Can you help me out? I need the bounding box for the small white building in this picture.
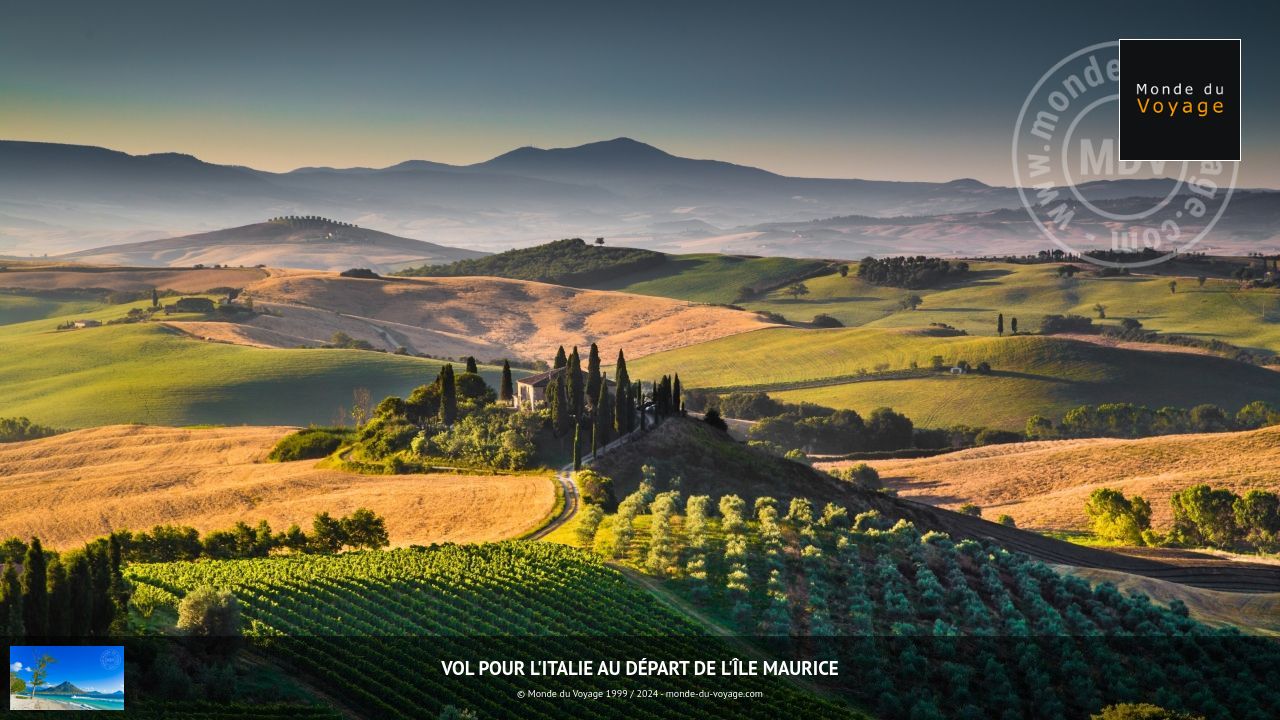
[73,319,102,329]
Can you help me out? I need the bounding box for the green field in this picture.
[741,262,1280,352]
[0,305,506,428]
[126,543,860,720]
[586,253,830,304]
[0,292,107,324]
[631,328,1280,429]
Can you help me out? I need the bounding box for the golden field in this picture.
[818,425,1280,531]
[0,425,555,548]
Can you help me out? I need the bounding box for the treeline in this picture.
[1026,400,1280,440]
[117,509,389,562]
[856,256,969,289]
[397,237,666,285]
[1086,485,1280,552]
[0,416,58,443]
[1100,319,1277,366]
[685,391,1019,456]
[0,536,127,638]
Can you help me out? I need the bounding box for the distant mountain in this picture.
[38,681,87,695]
[82,690,125,698]
[60,217,487,272]
[1,137,1271,258]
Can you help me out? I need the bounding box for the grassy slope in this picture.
[0,294,106,324]
[0,304,500,427]
[631,328,1280,429]
[745,262,1280,352]
[585,253,829,304]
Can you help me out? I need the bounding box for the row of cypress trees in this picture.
[0,535,127,638]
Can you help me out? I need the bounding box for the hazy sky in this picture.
[3,0,1277,186]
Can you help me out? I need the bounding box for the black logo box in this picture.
[1119,38,1241,162]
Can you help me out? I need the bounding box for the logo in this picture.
[1012,41,1238,268]
[100,647,122,671]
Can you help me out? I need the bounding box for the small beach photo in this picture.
[9,646,124,711]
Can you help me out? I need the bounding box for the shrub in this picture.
[702,408,729,432]
[957,504,982,517]
[996,514,1017,527]
[1091,704,1205,720]
[575,470,615,509]
[1039,314,1094,334]
[1085,488,1152,545]
[267,427,353,462]
[974,428,1022,446]
[177,586,241,636]
[811,313,844,328]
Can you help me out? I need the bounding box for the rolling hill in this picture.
[0,305,497,427]
[60,218,485,272]
[176,270,778,363]
[629,327,1280,429]
[819,425,1280,532]
[0,425,555,549]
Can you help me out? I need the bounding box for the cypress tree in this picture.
[21,537,48,637]
[46,558,70,637]
[1,564,22,636]
[67,552,92,637]
[499,360,514,403]
[438,364,457,425]
[572,420,582,471]
[567,347,585,419]
[151,287,159,308]
[638,382,648,431]
[586,343,602,409]
[1011,317,1018,334]
[553,346,567,369]
[673,374,682,415]
[997,313,1004,336]
[88,544,113,636]
[548,374,571,436]
[465,356,479,374]
[594,373,612,452]
[614,350,631,435]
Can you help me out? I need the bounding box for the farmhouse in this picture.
[514,367,615,410]
[72,319,101,328]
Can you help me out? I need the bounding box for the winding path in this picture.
[525,465,578,540]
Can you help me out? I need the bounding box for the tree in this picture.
[592,374,612,453]
[1196,275,1207,288]
[438,364,457,425]
[672,374,682,414]
[454,372,492,403]
[341,508,389,550]
[9,670,24,695]
[310,512,348,553]
[1,564,22,636]
[1170,484,1238,547]
[572,421,582,471]
[703,408,728,431]
[29,653,54,700]
[997,313,1004,335]
[553,346,567,369]
[900,294,923,310]
[1188,403,1228,432]
[177,586,241,636]
[1168,280,1177,294]
[1085,488,1151,544]
[575,470,614,507]
[21,537,48,637]
[957,504,982,517]
[499,360,514,403]
[1025,415,1056,439]
[586,343,602,410]
[1011,317,1018,333]
[1233,489,1280,546]
[866,407,913,450]
[838,265,849,277]
[566,347,585,418]
[46,558,70,637]
[465,356,478,374]
[997,514,1017,527]
[784,282,810,300]
[151,287,159,308]
[614,350,631,435]
[1093,303,1106,319]
[1234,400,1278,430]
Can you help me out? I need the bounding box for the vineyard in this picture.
[582,479,1280,720]
[125,543,864,719]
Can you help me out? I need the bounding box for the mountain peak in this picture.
[479,137,672,167]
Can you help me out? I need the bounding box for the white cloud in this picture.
[9,661,21,672]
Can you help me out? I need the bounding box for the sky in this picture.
[9,646,125,694]
[2,0,1278,186]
